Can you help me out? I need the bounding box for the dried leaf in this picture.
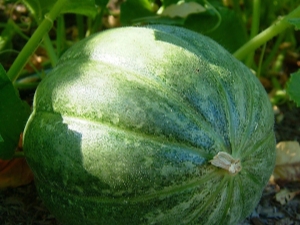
[160,2,206,18]
[273,141,300,182]
[275,189,300,205]
[0,157,33,189]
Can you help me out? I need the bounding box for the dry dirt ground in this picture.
[0,104,300,225]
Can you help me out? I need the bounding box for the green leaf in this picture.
[0,65,30,159]
[61,0,98,18]
[130,16,185,26]
[286,70,300,107]
[161,0,179,6]
[287,18,300,30]
[21,0,55,21]
[22,0,97,21]
[0,19,16,63]
[161,0,206,8]
[185,5,247,53]
[120,0,156,25]
[95,0,109,7]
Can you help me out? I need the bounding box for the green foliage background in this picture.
[0,0,300,159]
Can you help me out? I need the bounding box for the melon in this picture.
[23,25,276,225]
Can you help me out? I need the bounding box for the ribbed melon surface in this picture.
[23,25,276,225]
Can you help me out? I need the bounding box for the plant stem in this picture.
[76,14,85,40]
[233,5,300,61]
[256,43,266,78]
[90,8,105,34]
[44,34,58,67]
[13,151,24,158]
[56,15,66,57]
[245,0,260,67]
[261,32,285,73]
[14,82,39,90]
[7,0,68,83]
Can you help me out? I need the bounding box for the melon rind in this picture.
[23,25,276,225]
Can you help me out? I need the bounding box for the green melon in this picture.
[23,25,276,225]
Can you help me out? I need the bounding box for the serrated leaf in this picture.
[159,2,206,18]
[287,18,300,30]
[286,70,300,107]
[22,0,97,21]
[0,65,30,160]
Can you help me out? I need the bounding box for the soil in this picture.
[0,104,300,225]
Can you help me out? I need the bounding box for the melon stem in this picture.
[209,151,242,174]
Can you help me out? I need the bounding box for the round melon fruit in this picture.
[23,25,276,225]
